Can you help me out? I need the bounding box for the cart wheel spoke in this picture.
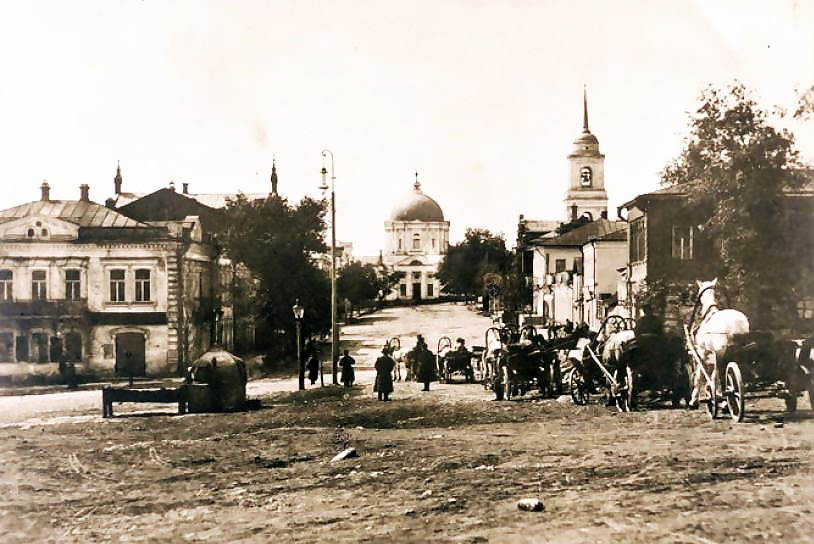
[725,361,745,423]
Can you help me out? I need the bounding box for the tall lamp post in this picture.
[293,299,304,390]
[319,149,339,385]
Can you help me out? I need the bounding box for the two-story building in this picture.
[0,182,216,384]
[526,218,627,326]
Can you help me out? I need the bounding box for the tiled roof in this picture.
[0,200,148,228]
[532,218,627,247]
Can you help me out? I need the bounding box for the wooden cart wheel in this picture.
[569,368,588,405]
[502,364,512,401]
[725,361,745,423]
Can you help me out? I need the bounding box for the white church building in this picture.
[382,175,449,302]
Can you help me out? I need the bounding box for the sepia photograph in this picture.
[0,1,813,542]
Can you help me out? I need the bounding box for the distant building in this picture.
[382,174,449,301]
[517,89,621,324]
[528,218,626,327]
[0,182,216,383]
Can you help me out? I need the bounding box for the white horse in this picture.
[689,278,750,405]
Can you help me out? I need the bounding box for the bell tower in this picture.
[564,87,608,221]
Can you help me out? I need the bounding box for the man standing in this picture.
[374,347,395,401]
[414,335,435,391]
[339,350,355,388]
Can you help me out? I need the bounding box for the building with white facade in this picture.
[382,175,449,301]
[0,182,217,383]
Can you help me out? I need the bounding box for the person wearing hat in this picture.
[414,335,435,391]
[374,346,395,401]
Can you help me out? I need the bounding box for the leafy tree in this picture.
[376,270,406,304]
[437,229,512,301]
[218,194,330,349]
[337,261,380,316]
[661,82,811,328]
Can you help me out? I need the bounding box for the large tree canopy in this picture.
[218,194,330,343]
[661,82,811,328]
[437,229,513,301]
[337,261,380,315]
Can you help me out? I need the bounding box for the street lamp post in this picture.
[320,149,339,385]
[293,299,304,390]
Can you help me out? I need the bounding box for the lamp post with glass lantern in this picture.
[319,149,339,385]
[292,299,305,390]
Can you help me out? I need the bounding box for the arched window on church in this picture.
[412,234,420,250]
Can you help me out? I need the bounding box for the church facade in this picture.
[382,176,449,301]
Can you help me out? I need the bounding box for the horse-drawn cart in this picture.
[684,279,814,422]
[485,325,564,400]
[436,336,476,383]
[567,315,636,412]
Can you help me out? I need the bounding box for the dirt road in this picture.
[0,303,812,543]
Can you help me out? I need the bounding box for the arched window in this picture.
[580,166,592,186]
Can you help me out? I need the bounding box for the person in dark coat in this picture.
[339,350,355,388]
[305,341,320,386]
[635,305,664,337]
[374,347,395,401]
[414,335,435,391]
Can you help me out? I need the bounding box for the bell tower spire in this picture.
[270,158,279,196]
[114,160,123,195]
[564,87,608,221]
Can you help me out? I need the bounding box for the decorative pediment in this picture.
[0,215,79,242]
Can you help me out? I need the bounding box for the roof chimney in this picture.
[105,197,116,208]
[114,161,122,195]
[79,184,90,202]
[570,204,578,221]
[182,182,189,194]
[169,181,176,192]
[40,181,50,201]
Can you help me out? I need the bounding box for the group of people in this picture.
[333,334,458,401]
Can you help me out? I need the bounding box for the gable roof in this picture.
[0,200,148,228]
[531,218,626,247]
[116,188,225,232]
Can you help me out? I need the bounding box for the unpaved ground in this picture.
[1,304,813,543]
[0,378,812,544]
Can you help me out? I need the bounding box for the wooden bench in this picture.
[102,385,188,418]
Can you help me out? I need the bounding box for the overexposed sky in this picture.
[1,0,812,255]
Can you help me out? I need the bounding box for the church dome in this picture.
[574,131,599,145]
[390,178,445,222]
